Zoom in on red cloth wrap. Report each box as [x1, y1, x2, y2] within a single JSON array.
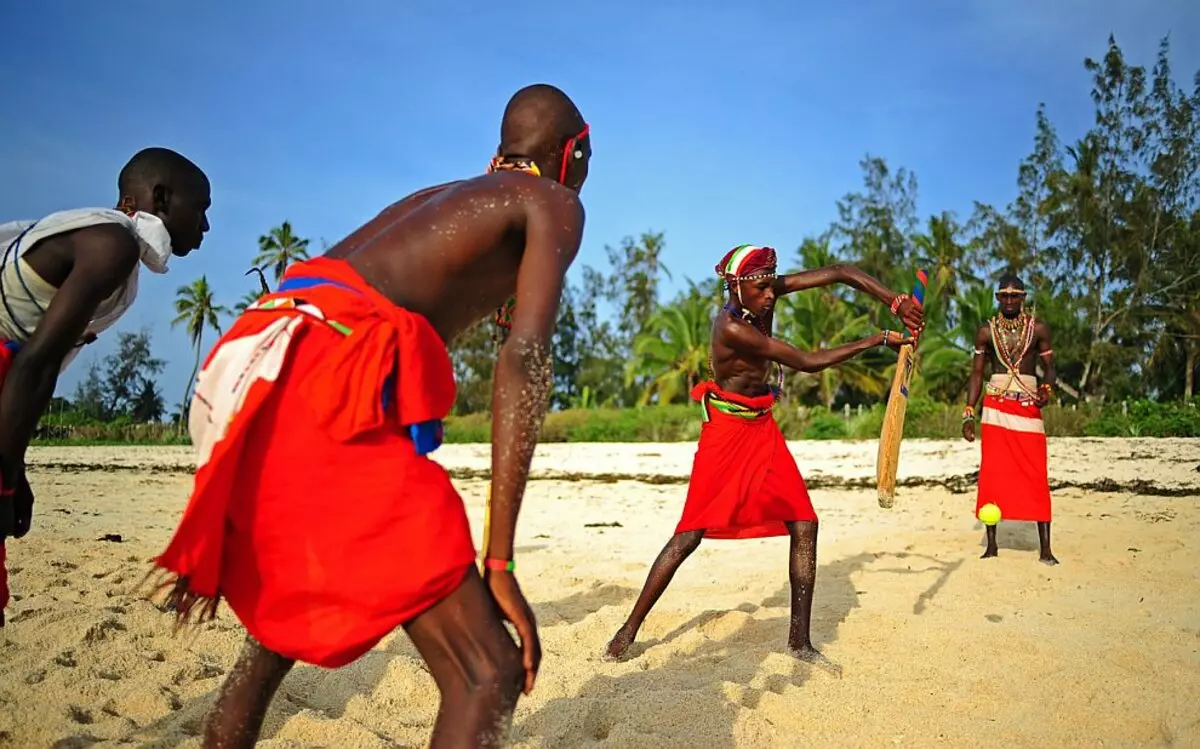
[[675, 381, 817, 540], [0, 342, 16, 624], [155, 257, 475, 667], [976, 394, 1052, 522]]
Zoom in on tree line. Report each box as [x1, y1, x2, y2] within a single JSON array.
[[41, 35, 1200, 436]]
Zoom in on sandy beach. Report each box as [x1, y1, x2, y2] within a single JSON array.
[[2, 438, 1198, 747]]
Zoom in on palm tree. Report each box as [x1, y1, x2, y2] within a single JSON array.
[[776, 288, 883, 408], [627, 280, 718, 405], [234, 289, 265, 314], [253, 221, 310, 282], [172, 276, 228, 420]]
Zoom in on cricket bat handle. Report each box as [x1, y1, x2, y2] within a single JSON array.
[[905, 269, 928, 342]]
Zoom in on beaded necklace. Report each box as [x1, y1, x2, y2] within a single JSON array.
[[988, 311, 1038, 399]]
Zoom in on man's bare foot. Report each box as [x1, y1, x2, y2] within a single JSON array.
[[604, 627, 637, 661], [981, 547, 998, 559], [1039, 553, 1059, 566], [787, 644, 843, 678]]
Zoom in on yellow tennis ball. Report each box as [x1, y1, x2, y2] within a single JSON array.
[[978, 503, 1001, 526]]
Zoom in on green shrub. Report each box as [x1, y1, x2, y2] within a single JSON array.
[[32, 398, 1200, 445]]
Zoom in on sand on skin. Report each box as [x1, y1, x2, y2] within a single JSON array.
[[0, 439, 1197, 747]]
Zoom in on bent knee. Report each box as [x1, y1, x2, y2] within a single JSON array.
[[672, 530, 704, 554], [464, 638, 523, 702]]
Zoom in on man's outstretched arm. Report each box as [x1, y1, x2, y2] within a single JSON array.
[[0, 226, 139, 526], [723, 319, 900, 374], [773, 264, 923, 330]]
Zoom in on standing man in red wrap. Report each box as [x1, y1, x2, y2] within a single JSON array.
[[151, 84, 591, 748], [605, 245, 924, 668], [961, 272, 1058, 564]]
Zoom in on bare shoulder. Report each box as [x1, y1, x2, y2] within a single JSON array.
[[1034, 317, 1052, 337], [472, 172, 585, 224], [974, 323, 992, 345], [718, 312, 766, 353]]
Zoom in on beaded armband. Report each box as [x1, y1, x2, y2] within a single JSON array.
[[483, 558, 515, 573]]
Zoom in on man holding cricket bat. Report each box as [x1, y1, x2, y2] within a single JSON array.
[[962, 272, 1059, 564], [605, 245, 924, 668]]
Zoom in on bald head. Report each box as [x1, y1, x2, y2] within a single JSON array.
[[118, 147, 207, 196], [117, 147, 211, 257], [499, 84, 586, 156]]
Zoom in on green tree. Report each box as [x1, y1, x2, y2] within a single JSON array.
[[253, 221, 311, 283], [172, 276, 228, 414], [627, 279, 718, 405], [100, 330, 166, 419]]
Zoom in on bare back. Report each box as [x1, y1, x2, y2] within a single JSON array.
[[325, 172, 583, 343]]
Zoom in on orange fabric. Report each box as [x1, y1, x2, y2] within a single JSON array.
[[675, 381, 817, 540], [0, 341, 17, 624], [155, 258, 475, 667], [976, 394, 1052, 522]]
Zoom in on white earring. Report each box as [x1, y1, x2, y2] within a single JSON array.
[[574, 150, 583, 159]]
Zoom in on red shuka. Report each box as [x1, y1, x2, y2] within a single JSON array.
[[154, 258, 475, 668], [976, 394, 1052, 522], [0, 341, 15, 624], [675, 381, 817, 540]]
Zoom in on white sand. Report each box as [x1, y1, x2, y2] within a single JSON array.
[[2, 439, 1199, 747]]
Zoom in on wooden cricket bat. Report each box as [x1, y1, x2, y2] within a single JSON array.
[[876, 269, 928, 509]]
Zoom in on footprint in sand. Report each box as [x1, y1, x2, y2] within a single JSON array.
[[53, 650, 78, 668], [66, 705, 94, 725]]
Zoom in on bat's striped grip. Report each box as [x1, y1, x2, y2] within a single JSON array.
[[912, 268, 928, 308]]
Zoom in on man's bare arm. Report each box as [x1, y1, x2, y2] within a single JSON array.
[[487, 185, 585, 562], [1035, 320, 1056, 391], [774, 263, 899, 305], [0, 225, 140, 487], [724, 320, 887, 374], [965, 325, 990, 410]]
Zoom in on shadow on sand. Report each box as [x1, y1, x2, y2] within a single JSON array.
[[515, 548, 964, 747], [124, 577, 637, 747]]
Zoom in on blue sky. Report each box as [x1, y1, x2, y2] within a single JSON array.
[[1, 0, 1197, 404]]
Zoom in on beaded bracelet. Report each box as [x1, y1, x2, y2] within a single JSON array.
[[961, 406, 976, 423], [483, 558, 515, 573], [890, 294, 909, 315], [880, 329, 891, 347]]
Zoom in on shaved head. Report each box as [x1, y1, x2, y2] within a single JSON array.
[[499, 84, 587, 156], [117, 146, 211, 256], [118, 147, 208, 196]]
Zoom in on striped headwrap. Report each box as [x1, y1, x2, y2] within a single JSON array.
[[716, 244, 777, 285]]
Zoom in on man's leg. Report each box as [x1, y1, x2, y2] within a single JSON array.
[[784, 520, 838, 675], [203, 636, 294, 748], [605, 530, 704, 660], [1037, 522, 1059, 565], [982, 525, 998, 559], [404, 567, 525, 748]]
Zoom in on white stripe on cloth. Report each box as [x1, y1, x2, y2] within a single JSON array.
[[981, 404, 1045, 435], [188, 315, 304, 467]]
